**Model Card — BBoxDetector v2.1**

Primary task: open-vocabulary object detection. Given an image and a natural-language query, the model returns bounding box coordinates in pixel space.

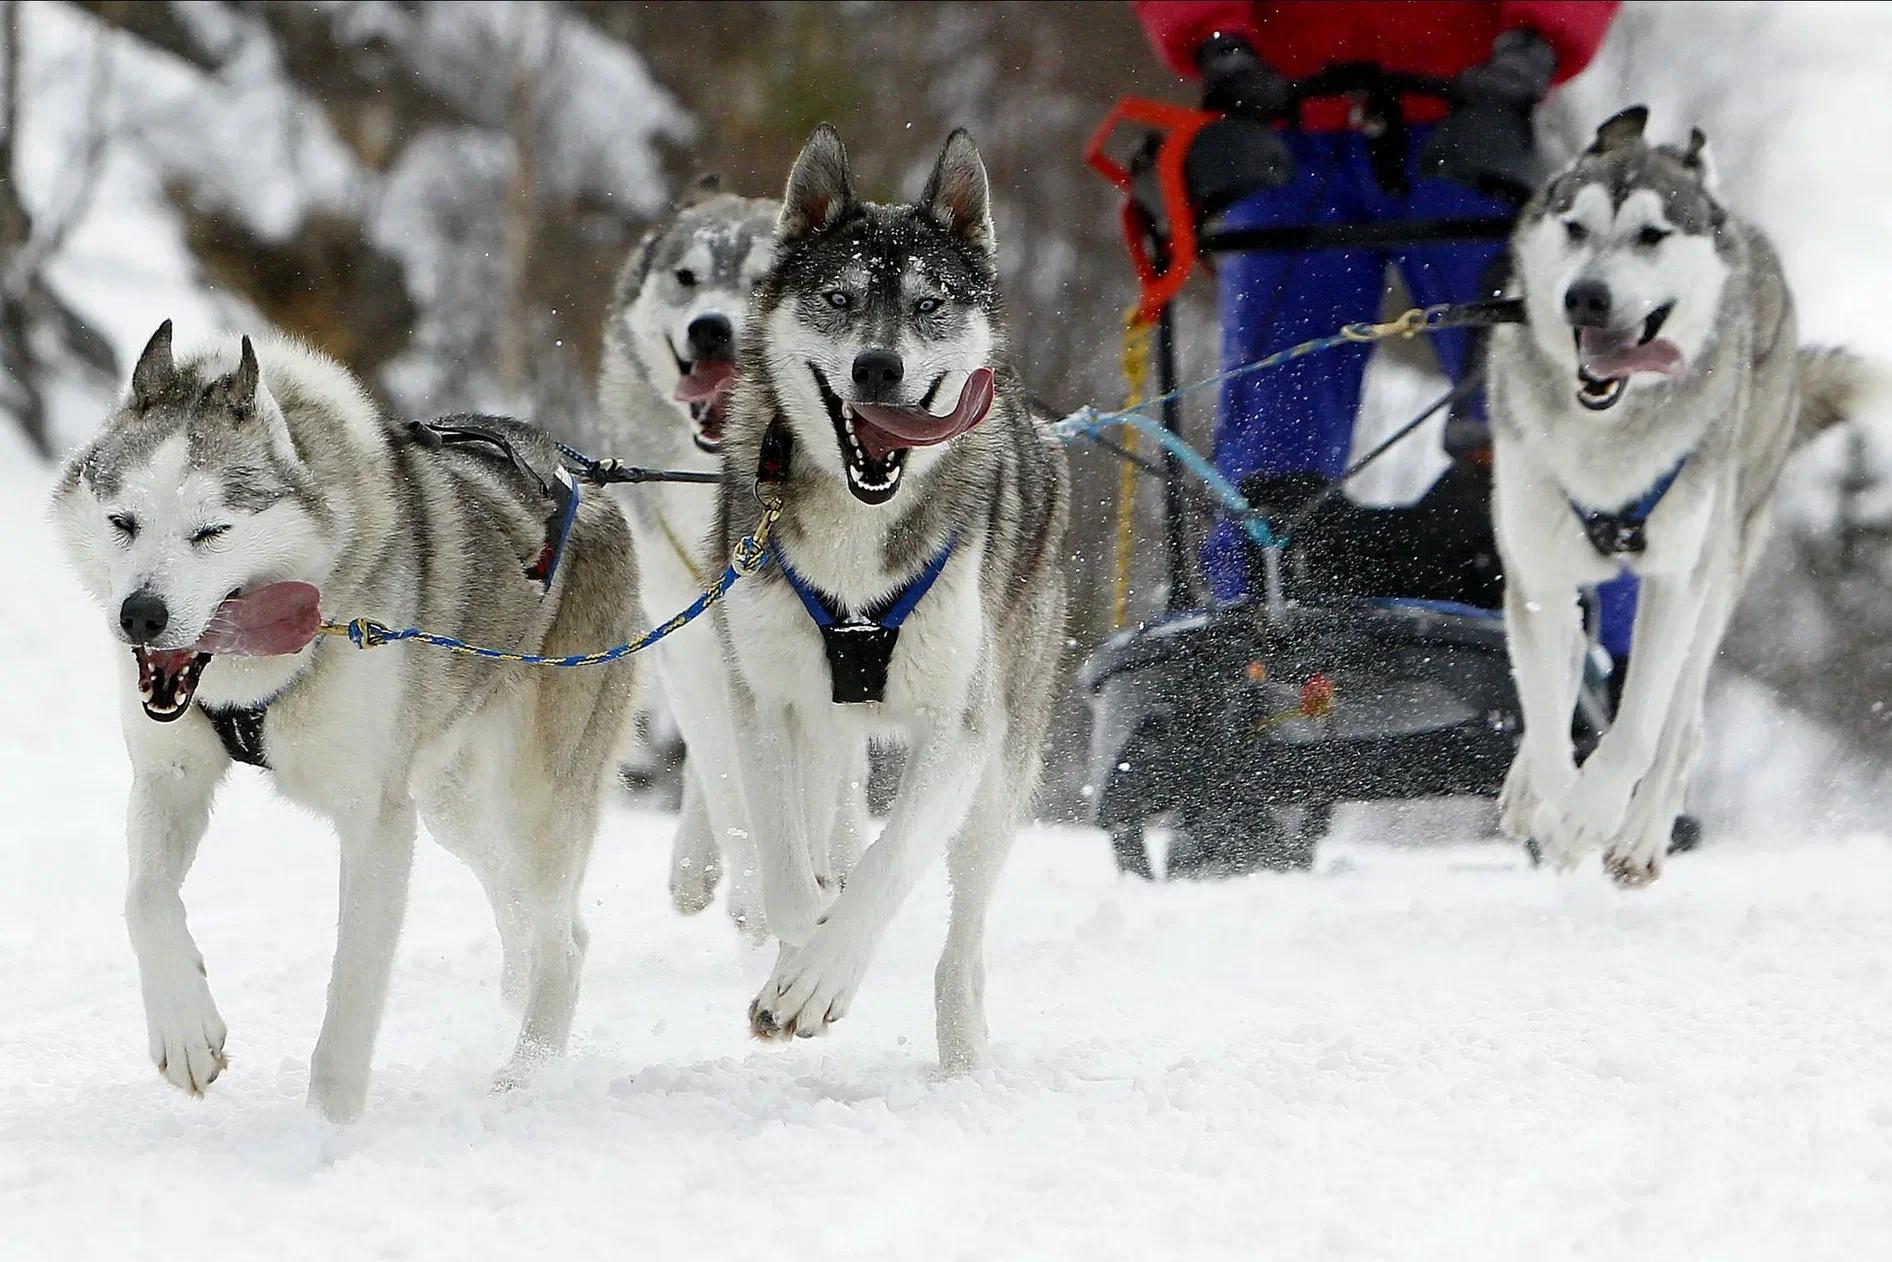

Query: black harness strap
[203,704,270,769]
[754,419,955,705]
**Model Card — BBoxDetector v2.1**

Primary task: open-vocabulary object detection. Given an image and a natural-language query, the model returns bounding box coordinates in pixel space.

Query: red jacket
[1134,1,1617,128]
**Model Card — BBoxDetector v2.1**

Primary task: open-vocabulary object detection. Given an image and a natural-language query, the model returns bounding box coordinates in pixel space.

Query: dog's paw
[1602,811,1671,889]
[1603,844,1664,888]
[143,972,229,1097]
[748,930,872,1042]
[306,1069,368,1124]
[1498,753,1574,846]
[668,830,724,918]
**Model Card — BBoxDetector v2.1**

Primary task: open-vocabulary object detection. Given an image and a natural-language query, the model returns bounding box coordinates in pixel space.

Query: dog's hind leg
[668,771,723,916]
[309,796,418,1123]
[821,740,870,892]
[494,789,596,1087]
[1497,579,1587,860]
[420,765,533,1011]
[125,731,231,1098]
[935,762,1018,1074]
[734,694,828,948]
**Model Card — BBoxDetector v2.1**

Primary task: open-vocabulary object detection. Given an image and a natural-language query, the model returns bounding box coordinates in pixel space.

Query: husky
[599,176,868,937]
[1488,106,1879,885]
[714,126,1069,1071]
[52,324,638,1121]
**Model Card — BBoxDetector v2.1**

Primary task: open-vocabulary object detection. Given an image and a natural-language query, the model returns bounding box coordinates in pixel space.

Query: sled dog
[1489,107,1878,884]
[53,325,638,1120]
[599,176,864,937]
[714,126,1069,1071]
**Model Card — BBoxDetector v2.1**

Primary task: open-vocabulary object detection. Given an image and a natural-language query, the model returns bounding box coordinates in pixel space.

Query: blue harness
[775,539,956,705]
[1569,457,1687,559]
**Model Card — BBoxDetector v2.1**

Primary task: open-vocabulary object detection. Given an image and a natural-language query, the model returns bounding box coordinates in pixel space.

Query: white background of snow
[6,410,1892,1258]
[7,2,1892,1257]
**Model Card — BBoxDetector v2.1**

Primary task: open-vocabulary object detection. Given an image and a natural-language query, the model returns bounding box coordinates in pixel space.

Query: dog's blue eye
[675,269,697,287]
[1564,220,1590,244]
[108,513,138,539]
[825,290,851,310]
[913,296,942,315]
[190,524,230,546]
[1636,225,1671,247]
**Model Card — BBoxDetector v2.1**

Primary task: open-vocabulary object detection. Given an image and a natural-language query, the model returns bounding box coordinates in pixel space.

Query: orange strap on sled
[1084,97,1221,325]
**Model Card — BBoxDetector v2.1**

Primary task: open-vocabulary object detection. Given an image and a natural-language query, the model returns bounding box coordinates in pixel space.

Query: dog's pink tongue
[1579,329,1686,381]
[851,368,996,462]
[192,582,323,656]
[674,361,735,405]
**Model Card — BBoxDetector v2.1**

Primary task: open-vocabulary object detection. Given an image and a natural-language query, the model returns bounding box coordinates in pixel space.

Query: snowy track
[6,450,1891,1259]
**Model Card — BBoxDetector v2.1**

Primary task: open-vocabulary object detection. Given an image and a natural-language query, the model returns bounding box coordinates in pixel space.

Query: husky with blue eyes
[51,325,639,1120]
[1488,106,1882,886]
[713,126,1069,1070]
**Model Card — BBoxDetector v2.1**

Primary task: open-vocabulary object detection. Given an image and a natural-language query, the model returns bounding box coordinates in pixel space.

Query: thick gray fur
[53,329,639,1120]
[713,125,1070,1070]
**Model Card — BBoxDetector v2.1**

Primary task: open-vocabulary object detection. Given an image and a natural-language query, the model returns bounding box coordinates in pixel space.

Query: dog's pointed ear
[1586,105,1649,155]
[779,124,853,244]
[1681,126,1718,190]
[678,171,723,210]
[209,336,260,418]
[919,128,994,256]
[130,319,175,409]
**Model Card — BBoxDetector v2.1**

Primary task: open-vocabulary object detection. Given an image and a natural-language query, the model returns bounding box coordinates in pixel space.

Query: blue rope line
[329,308,1462,668]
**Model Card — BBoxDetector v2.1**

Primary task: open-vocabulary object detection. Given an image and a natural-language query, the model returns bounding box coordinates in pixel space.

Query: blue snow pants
[1204,125,1638,662]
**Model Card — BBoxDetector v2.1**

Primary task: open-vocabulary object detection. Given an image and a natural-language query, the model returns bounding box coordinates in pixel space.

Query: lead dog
[1489,108,1877,884]
[598,178,864,937]
[715,126,1069,1070]
[53,326,638,1119]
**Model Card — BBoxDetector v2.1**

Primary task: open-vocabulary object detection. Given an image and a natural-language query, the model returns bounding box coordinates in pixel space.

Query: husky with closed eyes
[598,177,865,938]
[712,126,1068,1071]
[1489,107,1881,885]
[51,325,638,1120]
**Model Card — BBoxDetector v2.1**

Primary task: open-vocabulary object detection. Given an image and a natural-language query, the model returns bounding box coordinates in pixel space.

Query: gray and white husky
[714,126,1069,1071]
[598,177,865,937]
[1489,107,1880,884]
[52,325,638,1120]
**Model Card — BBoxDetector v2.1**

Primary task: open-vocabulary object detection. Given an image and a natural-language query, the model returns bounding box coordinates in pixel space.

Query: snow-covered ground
[6,432,1892,1260]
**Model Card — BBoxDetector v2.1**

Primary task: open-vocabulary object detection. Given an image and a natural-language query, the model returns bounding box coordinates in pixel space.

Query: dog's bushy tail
[1797,347,1892,445]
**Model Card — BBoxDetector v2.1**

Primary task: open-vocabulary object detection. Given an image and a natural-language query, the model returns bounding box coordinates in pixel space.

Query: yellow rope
[653,508,711,587]
[1111,305,1154,630]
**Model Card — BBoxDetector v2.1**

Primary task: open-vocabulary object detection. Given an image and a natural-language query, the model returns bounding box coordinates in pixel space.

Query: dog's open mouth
[1573,303,1683,412]
[130,582,323,722]
[811,364,996,506]
[673,356,735,453]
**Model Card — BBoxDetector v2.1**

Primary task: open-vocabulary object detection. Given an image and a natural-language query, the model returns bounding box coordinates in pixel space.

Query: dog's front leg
[750,711,991,1043]
[1596,540,1738,884]
[307,797,416,1123]
[1497,578,1587,861]
[1561,552,1725,868]
[125,750,230,1096]
[732,694,827,948]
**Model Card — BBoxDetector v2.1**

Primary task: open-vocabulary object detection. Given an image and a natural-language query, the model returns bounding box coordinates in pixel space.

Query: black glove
[1197,33,1293,122]
[1419,29,1557,204]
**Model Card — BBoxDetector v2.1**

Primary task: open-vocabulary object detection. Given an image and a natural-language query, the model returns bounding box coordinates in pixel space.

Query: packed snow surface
[4,435,1890,1260]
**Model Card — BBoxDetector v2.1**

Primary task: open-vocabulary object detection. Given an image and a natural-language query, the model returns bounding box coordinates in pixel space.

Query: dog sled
[1077,72,1650,879]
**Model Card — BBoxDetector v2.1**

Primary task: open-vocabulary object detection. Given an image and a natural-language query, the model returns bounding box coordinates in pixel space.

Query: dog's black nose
[1564,280,1613,327]
[851,349,904,397]
[119,591,169,644]
[685,314,734,364]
